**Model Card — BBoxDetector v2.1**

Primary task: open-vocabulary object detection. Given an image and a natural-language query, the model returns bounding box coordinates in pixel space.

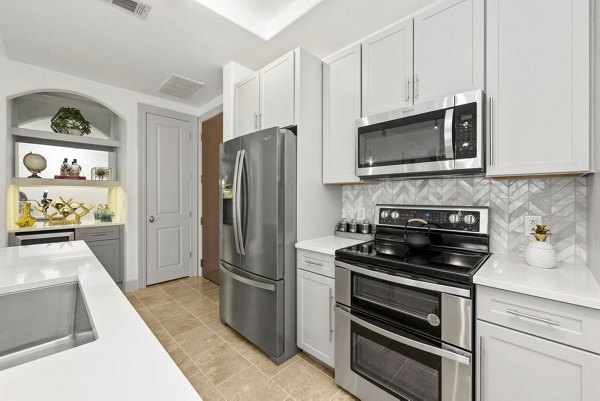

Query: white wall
[0,55,204,287]
[587,0,600,283]
[222,61,254,142]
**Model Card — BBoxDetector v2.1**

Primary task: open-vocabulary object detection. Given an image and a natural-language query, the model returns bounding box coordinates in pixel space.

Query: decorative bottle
[60,158,70,176]
[70,159,81,177]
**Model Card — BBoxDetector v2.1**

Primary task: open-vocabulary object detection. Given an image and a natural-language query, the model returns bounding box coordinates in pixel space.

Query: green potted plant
[50,107,92,136]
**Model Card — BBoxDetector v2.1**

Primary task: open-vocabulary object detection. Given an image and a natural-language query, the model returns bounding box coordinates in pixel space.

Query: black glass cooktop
[335,239,490,285]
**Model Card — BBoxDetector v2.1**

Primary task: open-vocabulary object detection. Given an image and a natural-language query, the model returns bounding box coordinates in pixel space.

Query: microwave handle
[336,305,471,366]
[444,108,454,159]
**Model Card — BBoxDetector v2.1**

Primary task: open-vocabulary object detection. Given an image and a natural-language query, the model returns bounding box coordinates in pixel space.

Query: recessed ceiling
[0,0,435,108]
[192,0,324,40]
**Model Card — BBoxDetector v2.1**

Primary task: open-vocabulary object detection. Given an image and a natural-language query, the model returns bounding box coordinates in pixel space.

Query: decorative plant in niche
[50,107,92,136]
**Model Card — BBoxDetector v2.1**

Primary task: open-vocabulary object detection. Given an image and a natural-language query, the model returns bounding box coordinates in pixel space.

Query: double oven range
[334,205,490,401]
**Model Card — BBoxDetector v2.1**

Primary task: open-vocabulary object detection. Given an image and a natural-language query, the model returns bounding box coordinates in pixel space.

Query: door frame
[138,104,199,289]
[198,104,223,276]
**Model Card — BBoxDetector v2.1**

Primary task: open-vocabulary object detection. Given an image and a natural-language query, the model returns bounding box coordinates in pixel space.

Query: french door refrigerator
[219,127,298,365]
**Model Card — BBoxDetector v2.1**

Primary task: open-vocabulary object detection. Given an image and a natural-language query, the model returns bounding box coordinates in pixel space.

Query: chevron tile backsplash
[342,177,587,264]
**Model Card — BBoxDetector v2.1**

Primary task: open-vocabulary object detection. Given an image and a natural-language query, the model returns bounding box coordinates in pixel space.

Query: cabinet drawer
[75,226,120,242]
[297,249,335,278]
[477,286,600,354]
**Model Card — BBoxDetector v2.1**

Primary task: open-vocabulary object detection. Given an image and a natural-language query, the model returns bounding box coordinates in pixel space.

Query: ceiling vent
[158,75,205,99]
[100,0,151,19]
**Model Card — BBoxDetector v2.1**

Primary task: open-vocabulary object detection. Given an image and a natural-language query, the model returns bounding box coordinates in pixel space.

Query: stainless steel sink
[0,281,97,371]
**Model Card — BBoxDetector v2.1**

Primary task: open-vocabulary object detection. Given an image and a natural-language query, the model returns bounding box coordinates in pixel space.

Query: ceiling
[0,0,435,108]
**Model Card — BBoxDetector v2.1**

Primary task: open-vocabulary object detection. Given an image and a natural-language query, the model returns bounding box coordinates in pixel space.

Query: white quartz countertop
[8,221,124,233]
[295,235,367,255]
[474,253,600,310]
[0,241,201,401]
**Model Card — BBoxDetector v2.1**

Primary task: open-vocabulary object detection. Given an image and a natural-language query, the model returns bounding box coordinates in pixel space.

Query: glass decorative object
[23,152,47,178]
[91,167,112,181]
[69,159,82,177]
[15,202,37,228]
[94,204,114,223]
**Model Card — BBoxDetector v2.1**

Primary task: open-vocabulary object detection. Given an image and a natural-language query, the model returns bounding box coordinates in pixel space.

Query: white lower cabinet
[297,263,335,367]
[476,285,600,401]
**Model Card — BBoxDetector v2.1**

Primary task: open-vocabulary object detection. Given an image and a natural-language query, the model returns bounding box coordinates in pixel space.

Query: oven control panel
[375,205,489,234]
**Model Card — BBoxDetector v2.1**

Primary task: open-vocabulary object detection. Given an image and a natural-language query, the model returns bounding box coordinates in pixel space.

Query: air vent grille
[158,75,205,99]
[100,0,151,19]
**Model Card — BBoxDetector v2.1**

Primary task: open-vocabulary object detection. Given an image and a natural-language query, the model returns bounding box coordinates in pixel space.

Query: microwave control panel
[454,102,477,160]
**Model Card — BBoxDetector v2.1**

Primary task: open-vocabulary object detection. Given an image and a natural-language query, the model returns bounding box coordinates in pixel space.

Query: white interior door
[146,113,193,285]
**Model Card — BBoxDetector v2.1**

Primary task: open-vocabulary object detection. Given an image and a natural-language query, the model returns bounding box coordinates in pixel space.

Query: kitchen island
[0,241,201,401]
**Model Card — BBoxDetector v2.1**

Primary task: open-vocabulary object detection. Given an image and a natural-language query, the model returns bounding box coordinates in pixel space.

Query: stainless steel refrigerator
[219,127,298,365]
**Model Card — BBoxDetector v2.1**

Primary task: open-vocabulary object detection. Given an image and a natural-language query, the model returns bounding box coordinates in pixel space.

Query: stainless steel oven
[356,89,483,178]
[335,261,473,401]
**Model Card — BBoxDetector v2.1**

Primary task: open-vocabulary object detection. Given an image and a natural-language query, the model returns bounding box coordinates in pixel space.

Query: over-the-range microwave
[356,89,484,179]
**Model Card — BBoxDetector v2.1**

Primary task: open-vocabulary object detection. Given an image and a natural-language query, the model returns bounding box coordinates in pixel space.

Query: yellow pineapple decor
[34,196,95,225]
[531,224,551,242]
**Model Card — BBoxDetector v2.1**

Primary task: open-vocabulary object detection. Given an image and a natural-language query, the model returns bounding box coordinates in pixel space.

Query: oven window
[352,273,441,337]
[358,109,449,168]
[351,320,441,401]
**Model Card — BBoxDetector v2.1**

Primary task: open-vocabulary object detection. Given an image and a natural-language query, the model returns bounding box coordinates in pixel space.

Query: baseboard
[122,279,140,292]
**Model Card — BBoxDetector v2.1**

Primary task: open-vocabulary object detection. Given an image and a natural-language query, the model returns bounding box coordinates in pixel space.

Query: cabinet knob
[149,216,155,223]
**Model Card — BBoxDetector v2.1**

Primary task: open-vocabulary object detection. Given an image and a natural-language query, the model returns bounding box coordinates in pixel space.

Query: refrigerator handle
[237,149,246,255]
[232,150,241,255]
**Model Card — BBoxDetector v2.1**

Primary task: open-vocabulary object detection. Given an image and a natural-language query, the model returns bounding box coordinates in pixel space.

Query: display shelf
[11,177,120,187]
[11,127,120,151]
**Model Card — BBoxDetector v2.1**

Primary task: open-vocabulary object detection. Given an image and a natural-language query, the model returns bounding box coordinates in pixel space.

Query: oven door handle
[336,305,471,366]
[335,261,470,298]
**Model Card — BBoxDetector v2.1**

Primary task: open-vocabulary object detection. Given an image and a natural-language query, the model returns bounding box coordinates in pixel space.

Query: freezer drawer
[219,262,284,357]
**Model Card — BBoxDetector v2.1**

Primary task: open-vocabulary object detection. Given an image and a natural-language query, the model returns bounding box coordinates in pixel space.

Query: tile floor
[127,276,358,401]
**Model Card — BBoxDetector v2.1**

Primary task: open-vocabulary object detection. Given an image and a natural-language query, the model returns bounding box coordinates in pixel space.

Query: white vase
[525,241,557,269]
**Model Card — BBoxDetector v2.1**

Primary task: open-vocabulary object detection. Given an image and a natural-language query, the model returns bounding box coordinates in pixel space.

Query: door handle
[336,306,471,366]
[232,150,241,254]
[220,264,275,291]
[415,74,420,99]
[489,97,494,165]
[148,216,155,223]
[443,108,455,159]
[236,149,246,255]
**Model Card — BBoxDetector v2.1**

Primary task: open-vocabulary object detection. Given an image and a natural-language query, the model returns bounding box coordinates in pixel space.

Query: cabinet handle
[479,336,484,401]
[258,113,262,129]
[405,77,410,101]
[304,259,323,267]
[415,74,420,98]
[254,112,258,130]
[505,309,560,326]
[329,287,334,341]
[489,97,494,166]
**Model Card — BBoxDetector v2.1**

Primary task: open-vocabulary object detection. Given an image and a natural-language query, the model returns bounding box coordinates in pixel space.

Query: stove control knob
[464,214,476,225]
[391,211,400,220]
[380,210,389,219]
[449,214,461,224]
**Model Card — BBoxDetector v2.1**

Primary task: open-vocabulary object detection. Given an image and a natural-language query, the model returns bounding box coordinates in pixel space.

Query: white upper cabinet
[260,50,295,130]
[323,44,362,184]
[234,72,260,137]
[233,51,296,136]
[486,0,591,176]
[361,18,413,116]
[413,0,484,104]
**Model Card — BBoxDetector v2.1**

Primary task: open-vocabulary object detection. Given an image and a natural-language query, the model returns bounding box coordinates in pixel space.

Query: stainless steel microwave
[356,89,484,178]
